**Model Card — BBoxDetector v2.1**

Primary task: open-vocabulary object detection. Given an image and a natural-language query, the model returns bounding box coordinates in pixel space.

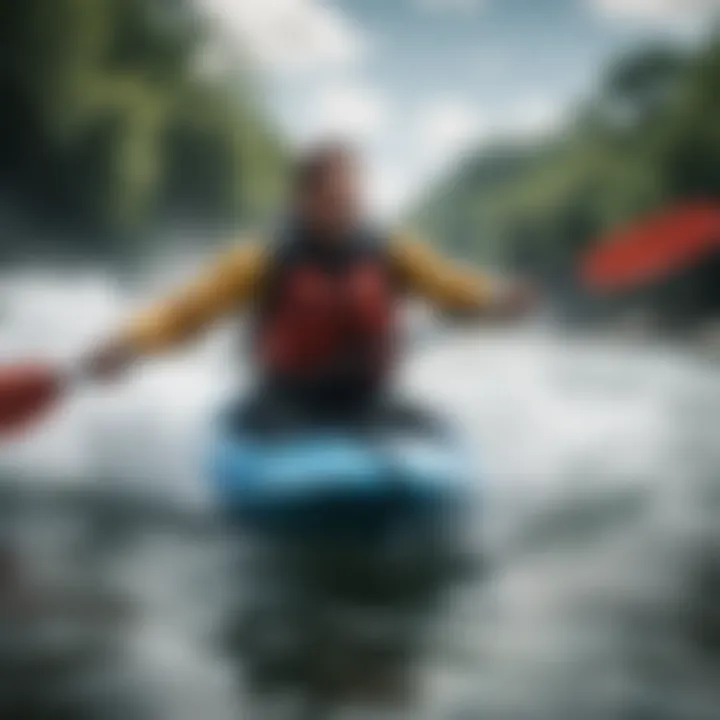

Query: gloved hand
[82,340,136,382]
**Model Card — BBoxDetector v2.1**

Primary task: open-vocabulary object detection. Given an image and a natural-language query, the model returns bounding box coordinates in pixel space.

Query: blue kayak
[207,405,474,537]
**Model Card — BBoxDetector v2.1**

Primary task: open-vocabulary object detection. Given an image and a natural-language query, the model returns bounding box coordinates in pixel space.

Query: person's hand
[82,340,135,383]
[491,280,540,320]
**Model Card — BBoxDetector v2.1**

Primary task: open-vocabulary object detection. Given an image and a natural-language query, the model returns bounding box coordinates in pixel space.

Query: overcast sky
[197,0,719,219]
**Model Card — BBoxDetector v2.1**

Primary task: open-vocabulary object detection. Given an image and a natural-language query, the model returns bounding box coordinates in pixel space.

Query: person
[82,141,536,713]
[84,141,535,430]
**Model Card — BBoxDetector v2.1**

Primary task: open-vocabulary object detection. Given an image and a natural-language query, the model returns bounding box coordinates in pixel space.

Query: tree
[0,0,285,261]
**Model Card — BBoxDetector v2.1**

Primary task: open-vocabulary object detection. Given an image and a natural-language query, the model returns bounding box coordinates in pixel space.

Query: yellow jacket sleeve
[388,233,495,313]
[119,242,268,355]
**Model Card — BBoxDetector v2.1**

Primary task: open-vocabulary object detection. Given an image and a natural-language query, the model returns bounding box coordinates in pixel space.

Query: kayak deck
[207,401,473,536]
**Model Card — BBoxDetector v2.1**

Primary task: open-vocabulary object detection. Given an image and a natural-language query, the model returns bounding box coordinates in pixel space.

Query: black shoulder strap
[251,220,304,317]
[358,226,405,289]
[356,224,388,254]
[256,222,393,307]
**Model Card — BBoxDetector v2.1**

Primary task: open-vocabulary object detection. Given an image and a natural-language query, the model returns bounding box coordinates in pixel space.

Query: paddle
[0,334,136,440]
[0,275,538,442]
[581,202,720,292]
[0,361,71,438]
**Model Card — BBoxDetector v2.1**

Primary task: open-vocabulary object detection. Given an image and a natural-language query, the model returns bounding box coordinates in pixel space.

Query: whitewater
[1,269,720,719]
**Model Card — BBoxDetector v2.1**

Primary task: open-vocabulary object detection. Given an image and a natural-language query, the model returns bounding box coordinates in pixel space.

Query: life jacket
[252,226,397,388]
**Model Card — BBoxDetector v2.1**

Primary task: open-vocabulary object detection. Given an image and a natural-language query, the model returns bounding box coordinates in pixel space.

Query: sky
[197,0,720,219]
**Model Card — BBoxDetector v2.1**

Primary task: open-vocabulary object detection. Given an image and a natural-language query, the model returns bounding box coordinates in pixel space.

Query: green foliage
[0,0,286,260]
[412,35,720,281]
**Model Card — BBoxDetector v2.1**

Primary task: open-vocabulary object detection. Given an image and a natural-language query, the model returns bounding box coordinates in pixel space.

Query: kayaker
[73,140,537,715]
[84,141,535,425]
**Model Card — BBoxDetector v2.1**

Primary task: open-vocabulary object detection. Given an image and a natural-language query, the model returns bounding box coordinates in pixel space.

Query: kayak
[207,403,474,537]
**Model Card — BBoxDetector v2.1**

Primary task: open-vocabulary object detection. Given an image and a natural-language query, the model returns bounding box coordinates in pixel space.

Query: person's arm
[389,233,534,320]
[85,242,268,379]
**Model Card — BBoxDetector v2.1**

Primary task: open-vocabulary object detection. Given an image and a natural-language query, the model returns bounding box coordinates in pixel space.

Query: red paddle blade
[581,202,720,292]
[0,363,64,438]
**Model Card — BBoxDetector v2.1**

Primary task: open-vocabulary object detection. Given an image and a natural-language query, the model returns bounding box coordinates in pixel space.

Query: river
[1,270,720,719]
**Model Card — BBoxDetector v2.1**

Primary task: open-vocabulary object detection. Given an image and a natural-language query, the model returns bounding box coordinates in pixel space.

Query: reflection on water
[2,275,720,718]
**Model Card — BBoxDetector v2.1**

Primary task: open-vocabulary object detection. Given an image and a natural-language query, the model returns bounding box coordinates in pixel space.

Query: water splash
[2,272,720,718]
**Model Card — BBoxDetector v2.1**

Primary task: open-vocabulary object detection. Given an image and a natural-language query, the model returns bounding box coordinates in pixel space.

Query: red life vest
[253,231,397,384]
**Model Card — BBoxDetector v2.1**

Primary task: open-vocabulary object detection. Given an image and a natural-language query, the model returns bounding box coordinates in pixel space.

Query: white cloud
[197,0,367,75]
[295,82,389,144]
[417,0,488,14]
[315,84,388,139]
[502,96,566,140]
[414,100,489,173]
[592,0,720,30]
[368,164,417,220]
